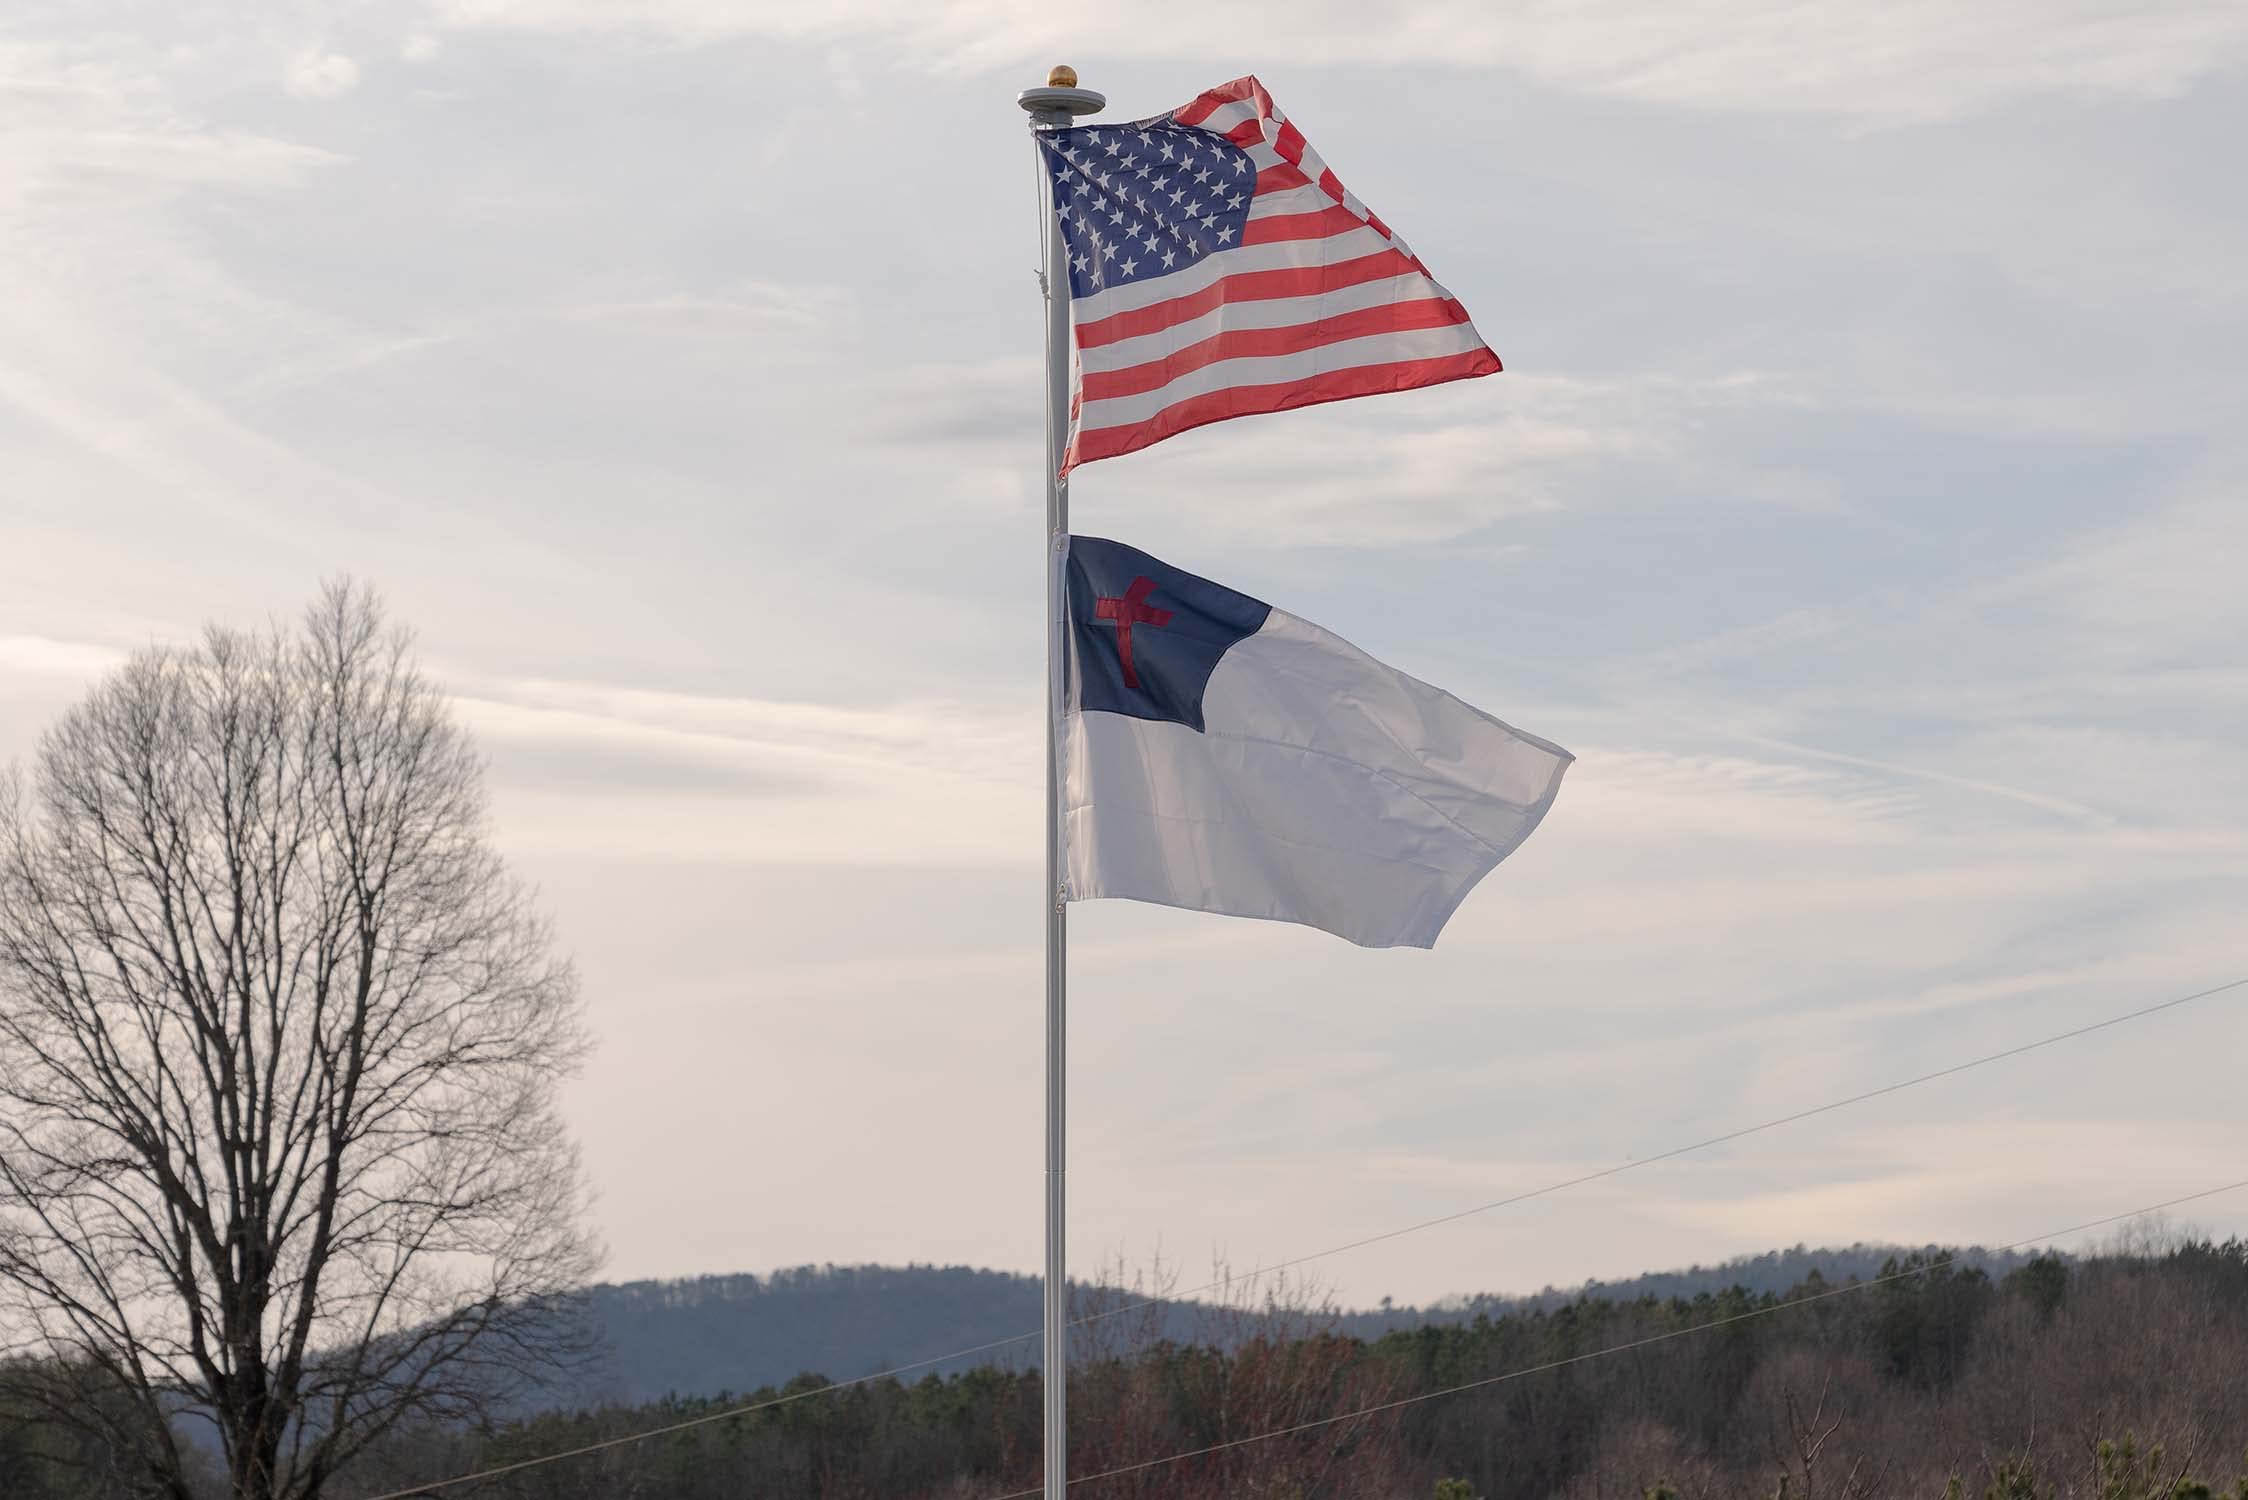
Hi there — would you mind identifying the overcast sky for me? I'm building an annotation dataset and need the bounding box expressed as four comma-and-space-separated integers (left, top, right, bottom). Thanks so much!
4, 0, 2246, 1311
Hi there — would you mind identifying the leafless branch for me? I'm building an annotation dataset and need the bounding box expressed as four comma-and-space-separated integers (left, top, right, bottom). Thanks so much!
0, 583, 600, 1500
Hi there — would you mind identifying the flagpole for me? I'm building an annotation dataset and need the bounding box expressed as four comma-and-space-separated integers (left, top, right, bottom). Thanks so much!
1018, 64, 1103, 1500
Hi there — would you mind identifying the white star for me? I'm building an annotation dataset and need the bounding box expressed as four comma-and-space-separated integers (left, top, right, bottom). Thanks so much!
1121, 154, 1135, 170
1071, 181, 1090, 198
1104, 138, 1121, 156
1120, 257, 1137, 277
1168, 188, 1185, 206
1062, 147, 1079, 163
1096, 172, 1111, 190
1107, 205, 1125, 225
1194, 167, 1210, 185
1134, 195, 1148, 212
1086, 129, 1101, 143
1137, 129, 1152, 144
1188, 239, 1202, 255
1144, 234, 1159, 253
1101, 241, 1117, 260
1185, 200, 1201, 217
1161, 248, 1176, 268
1227, 193, 1245, 209
1216, 224, 1234, 243
1168, 223, 1182, 240
1201, 214, 1216, 229
1159, 140, 1174, 160
1153, 176, 1168, 192
1134, 163, 1150, 179
1074, 254, 1089, 272
1057, 205, 1071, 221
1232, 155, 1248, 175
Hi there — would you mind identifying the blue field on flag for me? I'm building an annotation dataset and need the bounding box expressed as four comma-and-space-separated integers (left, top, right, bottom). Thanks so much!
1060, 537, 1570, 948
1038, 76, 1501, 471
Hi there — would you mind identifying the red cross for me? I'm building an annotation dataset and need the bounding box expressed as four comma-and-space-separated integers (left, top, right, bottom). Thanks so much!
1093, 576, 1173, 690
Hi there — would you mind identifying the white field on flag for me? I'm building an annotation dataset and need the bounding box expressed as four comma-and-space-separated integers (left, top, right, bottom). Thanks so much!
1041, 75, 1501, 470
1060, 542, 1571, 949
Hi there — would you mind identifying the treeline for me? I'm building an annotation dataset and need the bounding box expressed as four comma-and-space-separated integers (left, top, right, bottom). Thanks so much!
359, 1238, 2248, 1500
10, 1240, 2248, 1499
563, 1246, 2052, 1408
1477, 1241, 2042, 1318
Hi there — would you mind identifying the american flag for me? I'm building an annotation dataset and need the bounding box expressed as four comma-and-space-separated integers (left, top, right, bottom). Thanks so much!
1041, 75, 1501, 473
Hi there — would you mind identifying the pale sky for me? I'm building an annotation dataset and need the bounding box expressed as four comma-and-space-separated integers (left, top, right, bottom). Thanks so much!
3, 0, 2246, 1311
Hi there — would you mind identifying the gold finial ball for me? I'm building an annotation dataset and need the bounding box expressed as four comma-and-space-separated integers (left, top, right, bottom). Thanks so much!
1048, 64, 1078, 87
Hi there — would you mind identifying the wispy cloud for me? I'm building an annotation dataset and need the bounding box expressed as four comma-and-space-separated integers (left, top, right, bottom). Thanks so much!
869, 366, 1804, 545
1657, 1118, 2248, 1250
0, 635, 128, 679
5, 3, 2243, 1297
460, 674, 1030, 787
455, 673, 1036, 862
427, 0, 2248, 124
282, 47, 360, 101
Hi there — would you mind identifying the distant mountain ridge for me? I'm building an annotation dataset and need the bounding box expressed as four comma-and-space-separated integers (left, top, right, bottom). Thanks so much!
571, 1243, 2046, 1407
1453, 1240, 2045, 1317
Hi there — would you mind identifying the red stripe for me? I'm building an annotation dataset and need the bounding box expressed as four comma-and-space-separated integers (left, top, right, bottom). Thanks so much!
1065, 348, 1502, 470
1272, 119, 1307, 167
1080, 299, 1474, 401
1241, 204, 1366, 246
1255, 163, 1312, 195
1073, 249, 1419, 349
1174, 75, 1270, 127
1317, 167, 1347, 202
1222, 119, 1263, 148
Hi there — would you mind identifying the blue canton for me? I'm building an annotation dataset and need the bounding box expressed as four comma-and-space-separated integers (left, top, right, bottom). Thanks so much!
1041, 119, 1258, 300
1067, 537, 1271, 734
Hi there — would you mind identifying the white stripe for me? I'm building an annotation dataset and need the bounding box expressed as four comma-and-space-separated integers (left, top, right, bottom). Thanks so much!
1079, 272, 1441, 375
1185, 99, 1261, 136
1070, 223, 1395, 323
1078, 322, 1488, 431
1246, 183, 1332, 221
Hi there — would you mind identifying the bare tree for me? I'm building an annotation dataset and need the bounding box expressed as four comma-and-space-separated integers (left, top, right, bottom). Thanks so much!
1761, 1372, 1886, 1500
0, 584, 600, 1500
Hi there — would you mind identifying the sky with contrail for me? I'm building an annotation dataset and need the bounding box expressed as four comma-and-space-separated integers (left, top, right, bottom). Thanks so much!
2, 0, 2244, 1307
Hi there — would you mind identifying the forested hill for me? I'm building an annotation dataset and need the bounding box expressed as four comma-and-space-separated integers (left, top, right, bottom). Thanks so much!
1467, 1240, 2044, 1316
581, 1265, 1047, 1405
577, 1243, 2043, 1405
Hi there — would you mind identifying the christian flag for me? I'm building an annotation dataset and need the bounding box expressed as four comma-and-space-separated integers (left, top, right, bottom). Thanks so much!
1040, 76, 1500, 471
1061, 538, 1570, 948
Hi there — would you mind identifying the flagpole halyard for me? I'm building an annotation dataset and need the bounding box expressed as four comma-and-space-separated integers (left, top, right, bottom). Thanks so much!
1018, 63, 1103, 1500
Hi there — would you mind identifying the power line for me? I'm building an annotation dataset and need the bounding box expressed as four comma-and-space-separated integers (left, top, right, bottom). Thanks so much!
1148, 973, 2248, 1305
980, 1175, 2248, 1499
350, 971, 2243, 1499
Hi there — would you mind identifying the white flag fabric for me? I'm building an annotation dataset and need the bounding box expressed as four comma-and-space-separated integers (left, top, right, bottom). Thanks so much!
1060, 537, 1571, 948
